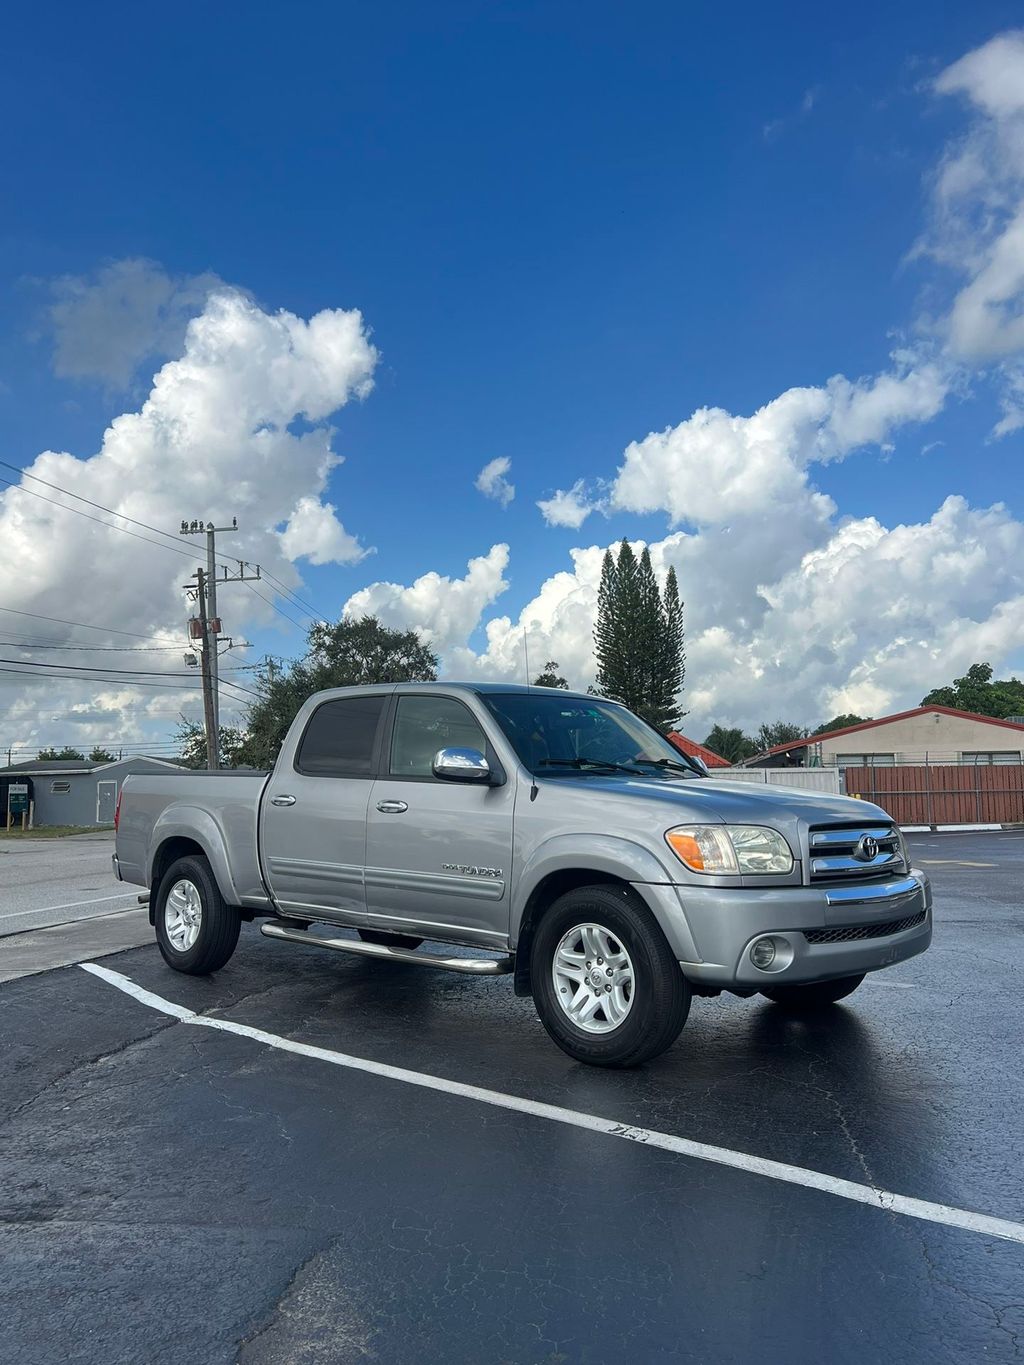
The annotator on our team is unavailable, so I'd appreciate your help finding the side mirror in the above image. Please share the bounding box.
[433,746,491,783]
[691,755,710,775]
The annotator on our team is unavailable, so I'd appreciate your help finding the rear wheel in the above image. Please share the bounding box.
[760,973,865,1011]
[530,885,690,1068]
[357,928,424,950]
[154,855,240,975]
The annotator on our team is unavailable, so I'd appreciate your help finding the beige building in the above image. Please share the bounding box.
[747,706,1024,769]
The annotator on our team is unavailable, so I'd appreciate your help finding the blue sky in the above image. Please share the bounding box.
[1,2,1023,751]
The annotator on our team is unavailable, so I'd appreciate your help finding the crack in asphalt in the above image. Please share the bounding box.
[0,1016,175,1132]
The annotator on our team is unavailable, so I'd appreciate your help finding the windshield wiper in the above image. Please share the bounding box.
[537,757,647,775]
[631,758,700,777]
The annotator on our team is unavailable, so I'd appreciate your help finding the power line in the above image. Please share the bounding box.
[0,605,177,641]
[0,639,190,652]
[0,473,201,563]
[2,461,332,622]
[243,580,308,631]
[0,666,206,692]
[0,655,247,682]
[0,460,248,569]
[256,567,324,622]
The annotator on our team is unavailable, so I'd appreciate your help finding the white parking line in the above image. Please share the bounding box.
[80,962,1024,1249]
[1,891,138,922]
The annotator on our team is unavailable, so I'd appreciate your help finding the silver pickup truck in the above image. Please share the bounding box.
[114,683,932,1067]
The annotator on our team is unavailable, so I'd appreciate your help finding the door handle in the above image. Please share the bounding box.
[271,794,297,807]
[376,799,409,814]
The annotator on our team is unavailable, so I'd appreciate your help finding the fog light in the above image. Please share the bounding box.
[750,938,777,970]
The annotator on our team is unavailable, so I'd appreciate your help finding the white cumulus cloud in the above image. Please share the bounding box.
[922,30,1024,425]
[45,258,225,389]
[475,457,515,507]
[278,495,369,566]
[537,479,603,528]
[0,288,377,754]
[343,544,510,657]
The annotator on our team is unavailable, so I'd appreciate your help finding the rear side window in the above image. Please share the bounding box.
[295,695,387,777]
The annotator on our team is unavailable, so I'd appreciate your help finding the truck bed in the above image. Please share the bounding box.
[115,770,272,908]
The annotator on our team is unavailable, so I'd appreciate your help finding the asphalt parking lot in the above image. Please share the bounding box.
[1,831,1022,1364]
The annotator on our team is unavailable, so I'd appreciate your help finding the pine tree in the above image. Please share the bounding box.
[636,548,662,720]
[593,547,624,703]
[657,565,686,730]
[593,541,686,730]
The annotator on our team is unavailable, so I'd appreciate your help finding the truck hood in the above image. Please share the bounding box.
[537,773,892,827]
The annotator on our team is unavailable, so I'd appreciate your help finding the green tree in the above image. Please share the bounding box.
[37,747,85,761]
[174,718,245,769]
[922,662,1024,719]
[236,615,438,769]
[88,747,118,763]
[703,725,757,764]
[593,541,686,730]
[812,714,869,736]
[756,721,807,752]
[659,565,686,726]
[533,661,569,689]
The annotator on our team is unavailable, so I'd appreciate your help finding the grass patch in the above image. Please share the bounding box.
[0,824,114,839]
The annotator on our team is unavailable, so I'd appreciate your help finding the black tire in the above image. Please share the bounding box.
[357,928,424,950]
[761,973,865,1011]
[154,855,240,975]
[530,885,690,1068]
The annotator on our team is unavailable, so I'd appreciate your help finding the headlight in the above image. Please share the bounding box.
[665,824,794,875]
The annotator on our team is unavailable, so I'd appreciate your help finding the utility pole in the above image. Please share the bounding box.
[206,525,221,749]
[179,515,260,769]
[196,568,218,771]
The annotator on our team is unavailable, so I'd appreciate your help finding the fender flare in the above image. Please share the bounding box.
[513,833,698,961]
[147,806,241,907]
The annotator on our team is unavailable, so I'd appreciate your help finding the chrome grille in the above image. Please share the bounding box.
[804,910,926,944]
[807,824,905,882]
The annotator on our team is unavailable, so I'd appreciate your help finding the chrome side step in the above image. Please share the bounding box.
[260,920,514,975]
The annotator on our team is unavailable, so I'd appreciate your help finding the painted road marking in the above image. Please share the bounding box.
[0,891,138,922]
[917,859,996,867]
[81,962,1024,1248]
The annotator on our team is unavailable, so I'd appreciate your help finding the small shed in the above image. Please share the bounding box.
[0,756,187,828]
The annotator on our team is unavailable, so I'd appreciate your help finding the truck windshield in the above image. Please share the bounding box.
[481,693,705,778]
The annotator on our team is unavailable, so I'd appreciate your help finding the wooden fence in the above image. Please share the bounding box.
[843,764,1024,826]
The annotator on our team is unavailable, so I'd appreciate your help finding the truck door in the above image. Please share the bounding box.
[365,694,515,946]
[260,693,387,921]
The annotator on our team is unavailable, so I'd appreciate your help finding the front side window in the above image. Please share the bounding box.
[390,696,487,778]
[295,695,387,777]
[481,693,703,777]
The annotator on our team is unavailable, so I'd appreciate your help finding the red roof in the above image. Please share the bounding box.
[666,733,732,767]
[754,705,1024,758]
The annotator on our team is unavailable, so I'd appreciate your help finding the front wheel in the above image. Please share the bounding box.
[154,855,240,975]
[530,885,690,1068]
[760,973,865,1011]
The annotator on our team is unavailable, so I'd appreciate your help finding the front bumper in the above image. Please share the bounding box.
[673,869,932,989]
